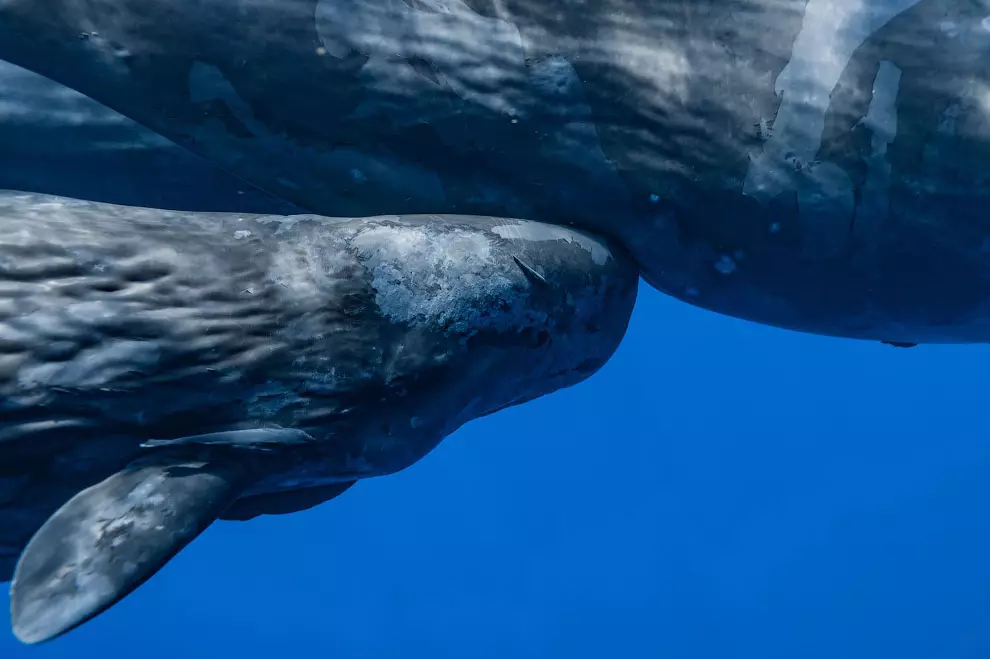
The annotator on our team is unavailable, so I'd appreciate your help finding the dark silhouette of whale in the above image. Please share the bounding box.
[0,191,637,644]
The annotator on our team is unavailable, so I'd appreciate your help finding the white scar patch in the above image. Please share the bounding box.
[491,221,611,265]
[743,0,922,256]
[852,59,901,242]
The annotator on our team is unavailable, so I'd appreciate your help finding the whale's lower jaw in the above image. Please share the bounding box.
[0,193,638,644]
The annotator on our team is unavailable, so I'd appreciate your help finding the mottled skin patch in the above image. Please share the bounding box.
[2,0,990,342]
[0,192,638,582]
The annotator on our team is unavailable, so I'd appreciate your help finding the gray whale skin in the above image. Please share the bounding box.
[2,0,990,343]
[0,59,299,215]
[0,192,637,644]
[1,0,986,644]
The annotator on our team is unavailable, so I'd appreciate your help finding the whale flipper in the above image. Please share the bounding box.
[140,427,316,452]
[10,456,255,645]
[220,481,357,521]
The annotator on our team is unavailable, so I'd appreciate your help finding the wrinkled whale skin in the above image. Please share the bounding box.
[2,0,989,343]
[0,192,638,587]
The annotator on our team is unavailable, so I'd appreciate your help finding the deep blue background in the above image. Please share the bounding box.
[4,285,990,658]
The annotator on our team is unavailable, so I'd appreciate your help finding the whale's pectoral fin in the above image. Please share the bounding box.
[220,481,357,522]
[10,455,256,645]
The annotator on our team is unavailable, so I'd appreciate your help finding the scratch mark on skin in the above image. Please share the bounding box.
[851,59,901,242]
[511,254,548,285]
[743,0,923,258]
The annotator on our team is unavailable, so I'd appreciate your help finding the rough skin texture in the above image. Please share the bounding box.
[0,192,638,581]
[1,0,988,342]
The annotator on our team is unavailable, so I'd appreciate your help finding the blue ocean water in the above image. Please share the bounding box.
[3,284,990,658]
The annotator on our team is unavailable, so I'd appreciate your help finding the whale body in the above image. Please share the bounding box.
[0,60,297,213]
[1,0,987,343]
[0,191,638,644]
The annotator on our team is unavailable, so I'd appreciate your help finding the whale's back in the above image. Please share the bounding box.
[0,194,286,578]
[0,192,285,429]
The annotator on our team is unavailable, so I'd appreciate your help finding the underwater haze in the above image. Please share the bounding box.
[4,285,990,658]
